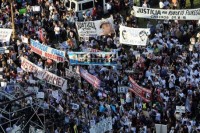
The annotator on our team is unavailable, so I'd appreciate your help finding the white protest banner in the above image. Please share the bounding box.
[21,57,67,92]
[133,6,200,20]
[176,106,185,113]
[89,117,112,133]
[65,68,81,82]
[117,86,129,93]
[76,16,115,37]
[120,25,150,46]
[30,39,66,62]
[0,28,12,44]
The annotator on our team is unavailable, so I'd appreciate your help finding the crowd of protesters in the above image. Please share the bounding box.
[0,0,200,133]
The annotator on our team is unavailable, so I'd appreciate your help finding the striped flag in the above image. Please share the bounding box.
[79,67,101,89]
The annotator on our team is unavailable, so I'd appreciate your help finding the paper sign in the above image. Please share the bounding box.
[36,92,44,99]
[176,106,185,113]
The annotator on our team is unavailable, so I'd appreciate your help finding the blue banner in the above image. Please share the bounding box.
[68,52,118,66]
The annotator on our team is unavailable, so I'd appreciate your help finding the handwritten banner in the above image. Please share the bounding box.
[68,52,118,66]
[76,17,115,37]
[129,76,151,102]
[20,57,67,92]
[0,28,12,44]
[78,66,101,89]
[30,39,65,62]
[133,6,200,20]
[120,25,150,46]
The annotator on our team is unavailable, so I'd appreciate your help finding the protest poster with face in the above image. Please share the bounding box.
[120,25,150,46]
[76,16,115,37]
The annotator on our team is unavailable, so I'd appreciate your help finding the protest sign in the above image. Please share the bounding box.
[120,25,150,46]
[176,106,186,113]
[36,92,45,99]
[133,6,200,20]
[117,86,129,93]
[76,17,115,37]
[21,35,28,44]
[78,67,101,89]
[155,124,167,133]
[89,117,112,133]
[21,57,67,92]
[129,76,152,102]
[19,8,27,14]
[65,68,81,82]
[32,6,41,12]
[68,52,118,66]
[0,28,12,44]
[30,39,65,62]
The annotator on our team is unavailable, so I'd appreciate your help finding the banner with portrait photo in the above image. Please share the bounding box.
[68,52,118,66]
[0,28,13,44]
[133,6,200,20]
[129,76,152,102]
[30,39,65,62]
[20,57,67,92]
[78,67,101,89]
[120,25,150,46]
[76,16,115,37]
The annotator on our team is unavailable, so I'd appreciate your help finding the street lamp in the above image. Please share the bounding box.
[3,0,16,39]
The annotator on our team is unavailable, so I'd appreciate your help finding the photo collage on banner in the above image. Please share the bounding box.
[76,16,115,37]
[129,76,152,102]
[20,57,68,92]
[68,52,118,66]
[120,25,150,46]
[133,6,200,20]
[30,39,66,62]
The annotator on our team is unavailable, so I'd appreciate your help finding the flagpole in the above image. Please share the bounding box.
[8,0,16,39]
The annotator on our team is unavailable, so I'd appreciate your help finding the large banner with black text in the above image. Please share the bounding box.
[133,6,200,20]
[20,57,67,92]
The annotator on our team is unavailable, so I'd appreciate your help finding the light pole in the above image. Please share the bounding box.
[10,0,15,39]
[4,0,16,39]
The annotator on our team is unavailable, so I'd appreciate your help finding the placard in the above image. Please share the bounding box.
[117,86,129,93]
[120,25,150,46]
[89,117,112,133]
[176,106,185,113]
[36,92,44,99]
[0,28,12,44]
[133,6,200,20]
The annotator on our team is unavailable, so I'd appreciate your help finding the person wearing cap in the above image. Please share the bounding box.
[99,19,115,36]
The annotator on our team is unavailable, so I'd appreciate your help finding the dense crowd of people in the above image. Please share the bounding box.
[0,0,200,133]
